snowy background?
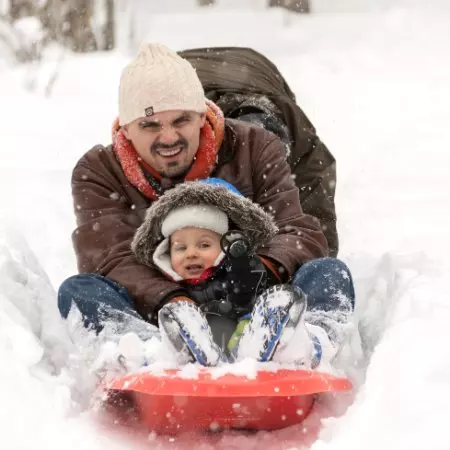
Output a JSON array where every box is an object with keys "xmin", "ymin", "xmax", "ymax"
[{"xmin": 1, "ymin": 0, "xmax": 450, "ymax": 449}]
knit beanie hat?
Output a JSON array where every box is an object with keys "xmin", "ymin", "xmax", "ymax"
[
  {"xmin": 118, "ymin": 43, "xmax": 207, "ymax": 126},
  {"xmin": 161, "ymin": 204, "xmax": 228, "ymax": 239}
]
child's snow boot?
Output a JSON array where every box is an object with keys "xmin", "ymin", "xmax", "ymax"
[
  {"xmin": 158, "ymin": 300, "xmax": 226, "ymax": 366},
  {"xmin": 234, "ymin": 284, "xmax": 336, "ymax": 368}
]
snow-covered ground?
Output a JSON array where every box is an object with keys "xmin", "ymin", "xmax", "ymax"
[{"xmin": 1, "ymin": 3, "xmax": 450, "ymax": 449}]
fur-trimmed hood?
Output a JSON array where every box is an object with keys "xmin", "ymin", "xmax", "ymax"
[{"xmin": 131, "ymin": 181, "xmax": 278, "ymax": 268}]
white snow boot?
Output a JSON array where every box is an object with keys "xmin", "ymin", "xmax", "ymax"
[
  {"xmin": 234, "ymin": 284, "xmax": 336, "ymax": 368},
  {"xmin": 234, "ymin": 284, "xmax": 306, "ymax": 362},
  {"xmin": 158, "ymin": 300, "xmax": 226, "ymax": 366}
]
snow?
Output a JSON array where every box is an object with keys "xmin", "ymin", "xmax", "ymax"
[{"xmin": 1, "ymin": 3, "xmax": 450, "ymax": 450}]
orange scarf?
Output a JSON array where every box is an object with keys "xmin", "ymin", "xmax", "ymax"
[{"xmin": 111, "ymin": 100, "xmax": 225, "ymax": 200}]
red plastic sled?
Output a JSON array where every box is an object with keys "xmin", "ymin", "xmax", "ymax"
[{"xmin": 105, "ymin": 368, "xmax": 352, "ymax": 434}]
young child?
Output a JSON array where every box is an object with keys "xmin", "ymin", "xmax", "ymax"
[{"xmin": 132, "ymin": 178, "xmax": 338, "ymax": 369}]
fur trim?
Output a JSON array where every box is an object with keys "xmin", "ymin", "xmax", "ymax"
[
  {"xmin": 111, "ymin": 99, "xmax": 225, "ymax": 200},
  {"xmin": 132, "ymin": 181, "xmax": 278, "ymax": 268},
  {"xmin": 215, "ymin": 93, "xmax": 291, "ymax": 155}
]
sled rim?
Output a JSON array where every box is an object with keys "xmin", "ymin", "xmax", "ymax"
[{"xmin": 108, "ymin": 368, "xmax": 352, "ymax": 398}]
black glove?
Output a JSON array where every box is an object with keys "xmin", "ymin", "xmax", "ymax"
[{"xmin": 185, "ymin": 232, "xmax": 270, "ymax": 317}]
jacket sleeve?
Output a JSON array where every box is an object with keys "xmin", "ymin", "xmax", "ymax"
[
  {"xmin": 290, "ymin": 135, "xmax": 339, "ymax": 257},
  {"xmin": 251, "ymin": 136, "xmax": 329, "ymax": 279},
  {"xmin": 71, "ymin": 160, "xmax": 188, "ymax": 324}
]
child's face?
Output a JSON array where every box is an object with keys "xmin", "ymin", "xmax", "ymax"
[{"xmin": 170, "ymin": 227, "xmax": 222, "ymax": 279}]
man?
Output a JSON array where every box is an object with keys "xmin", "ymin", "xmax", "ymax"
[
  {"xmin": 58, "ymin": 43, "xmax": 354, "ymax": 368},
  {"xmin": 178, "ymin": 47, "xmax": 339, "ymax": 257}
]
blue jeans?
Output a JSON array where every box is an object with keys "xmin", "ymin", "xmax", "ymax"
[
  {"xmin": 57, "ymin": 273, "xmax": 154, "ymax": 338},
  {"xmin": 58, "ymin": 257, "xmax": 354, "ymax": 336},
  {"xmin": 293, "ymin": 257, "xmax": 354, "ymax": 311},
  {"xmin": 292, "ymin": 257, "xmax": 355, "ymax": 343}
]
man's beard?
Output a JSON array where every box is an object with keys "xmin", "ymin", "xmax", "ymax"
[
  {"xmin": 151, "ymin": 137, "xmax": 192, "ymax": 178},
  {"xmin": 159, "ymin": 160, "xmax": 192, "ymax": 178}
]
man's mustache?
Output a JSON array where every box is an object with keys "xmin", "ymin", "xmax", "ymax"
[{"xmin": 151, "ymin": 138, "xmax": 188, "ymax": 153}]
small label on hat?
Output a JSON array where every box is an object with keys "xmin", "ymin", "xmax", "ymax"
[{"xmin": 144, "ymin": 106, "xmax": 154, "ymax": 116}]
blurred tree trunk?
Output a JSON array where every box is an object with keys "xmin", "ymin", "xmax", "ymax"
[
  {"xmin": 102, "ymin": 0, "xmax": 115, "ymax": 50},
  {"xmin": 67, "ymin": 0, "xmax": 97, "ymax": 52},
  {"xmin": 8, "ymin": 0, "xmax": 35, "ymax": 20},
  {"xmin": 40, "ymin": 0, "xmax": 97, "ymax": 52},
  {"xmin": 197, "ymin": 0, "xmax": 215, "ymax": 6},
  {"xmin": 7, "ymin": 0, "xmax": 38, "ymax": 22},
  {"xmin": 6, "ymin": 0, "xmax": 115, "ymax": 53},
  {"xmin": 268, "ymin": 0, "xmax": 310, "ymax": 13}
]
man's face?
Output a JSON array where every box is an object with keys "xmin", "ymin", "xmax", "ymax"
[{"xmin": 122, "ymin": 110, "xmax": 206, "ymax": 178}]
